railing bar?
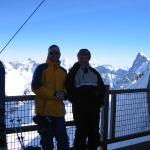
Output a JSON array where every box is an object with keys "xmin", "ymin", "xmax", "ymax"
[
  {"xmin": 5, "ymin": 95, "xmax": 35, "ymax": 102},
  {"xmin": 6, "ymin": 125, "xmax": 37, "ymax": 134},
  {"xmin": 110, "ymin": 88, "xmax": 150, "ymax": 94},
  {"xmin": 107, "ymin": 131, "xmax": 150, "ymax": 144},
  {"xmin": 6, "ymin": 121, "xmax": 75, "ymax": 134}
]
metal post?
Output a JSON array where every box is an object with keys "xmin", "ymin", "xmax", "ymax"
[
  {"xmin": 0, "ymin": 61, "xmax": 6, "ymax": 149},
  {"xmin": 147, "ymin": 75, "xmax": 150, "ymax": 116},
  {"xmin": 101, "ymin": 85, "xmax": 109, "ymax": 150},
  {"xmin": 110, "ymin": 93, "xmax": 117, "ymax": 139}
]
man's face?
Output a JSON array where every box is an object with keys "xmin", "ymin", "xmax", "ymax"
[
  {"xmin": 48, "ymin": 47, "xmax": 61, "ymax": 62},
  {"xmin": 78, "ymin": 55, "xmax": 90, "ymax": 66}
]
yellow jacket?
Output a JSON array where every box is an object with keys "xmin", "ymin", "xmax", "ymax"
[{"xmin": 31, "ymin": 59, "xmax": 67, "ymax": 117}]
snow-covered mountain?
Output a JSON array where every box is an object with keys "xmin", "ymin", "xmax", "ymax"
[
  {"xmin": 96, "ymin": 64, "xmax": 128, "ymax": 89},
  {"xmin": 126, "ymin": 53, "xmax": 150, "ymax": 89},
  {"xmin": 1, "ymin": 52, "xmax": 150, "ymax": 96},
  {"xmin": 96, "ymin": 52, "xmax": 150, "ymax": 89},
  {"xmin": 3, "ymin": 58, "xmax": 39, "ymax": 96}
]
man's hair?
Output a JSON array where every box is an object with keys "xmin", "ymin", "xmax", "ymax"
[
  {"xmin": 48, "ymin": 45, "xmax": 60, "ymax": 51},
  {"xmin": 77, "ymin": 49, "xmax": 91, "ymax": 59}
]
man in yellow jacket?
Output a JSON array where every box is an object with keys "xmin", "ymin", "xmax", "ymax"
[{"xmin": 31, "ymin": 45, "xmax": 69, "ymax": 150}]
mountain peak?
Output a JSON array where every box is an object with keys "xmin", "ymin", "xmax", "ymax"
[
  {"xmin": 136, "ymin": 52, "xmax": 149, "ymax": 61},
  {"xmin": 132, "ymin": 52, "xmax": 149, "ymax": 68},
  {"xmin": 137, "ymin": 52, "xmax": 145, "ymax": 56}
]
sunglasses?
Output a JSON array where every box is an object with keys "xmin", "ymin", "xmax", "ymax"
[{"xmin": 49, "ymin": 51, "xmax": 60, "ymax": 56}]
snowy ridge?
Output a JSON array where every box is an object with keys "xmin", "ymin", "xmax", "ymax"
[
  {"xmin": 1, "ymin": 52, "xmax": 150, "ymax": 96},
  {"xmin": 3, "ymin": 59, "xmax": 39, "ymax": 96}
]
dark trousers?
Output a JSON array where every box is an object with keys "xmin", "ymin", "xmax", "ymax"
[
  {"xmin": 72, "ymin": 104, "xmax": 100, "ymax": 150},
  {"xmin": 39, "ymin": 117, "xmax": 69, "ymax": 150}
]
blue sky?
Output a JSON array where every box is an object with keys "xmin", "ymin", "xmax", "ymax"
[{"xmin": 0, "ymin": 0, "xmax": 150, "ymax": 68}]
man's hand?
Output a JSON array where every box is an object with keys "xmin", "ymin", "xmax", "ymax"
[
  {"xmin": 100, "ymin": 107, "xmax": 103, "ymax": 112},
  {"xmin": 55, "ymin": 91, "xmax": 65, "ymax": 101}
]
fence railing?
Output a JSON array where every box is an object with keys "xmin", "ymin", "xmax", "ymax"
[
  {"xmin": 5, "ymin": 95, "xmax": 75, "ymax": 150},
  {"xmin": 3, "ymin": 88, "xmax": 150, "ymax": 150},
  {"xmin": 101, "ymin": 88, "xmax": 150, "ymax": 150}
]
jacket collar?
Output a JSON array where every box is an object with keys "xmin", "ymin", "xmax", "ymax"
[{"xmin": 46, "ymin": 59, "xmax": 60, "ymax": 69}]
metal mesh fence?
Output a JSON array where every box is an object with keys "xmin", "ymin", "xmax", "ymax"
[
  {"xmin": 5, "ymin": 98, "xmax": 75, "ymax": 150},
  {"xmin": 5, "ymin": 89, "xmax": 150, "ymax": 149},
  {"xmin": 6, "ymin": 100, "xmax": 35, "ymax": 128},
  {"xmin": 115, "ymin": 91, "xmax": 150, "ymax": 137}
]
